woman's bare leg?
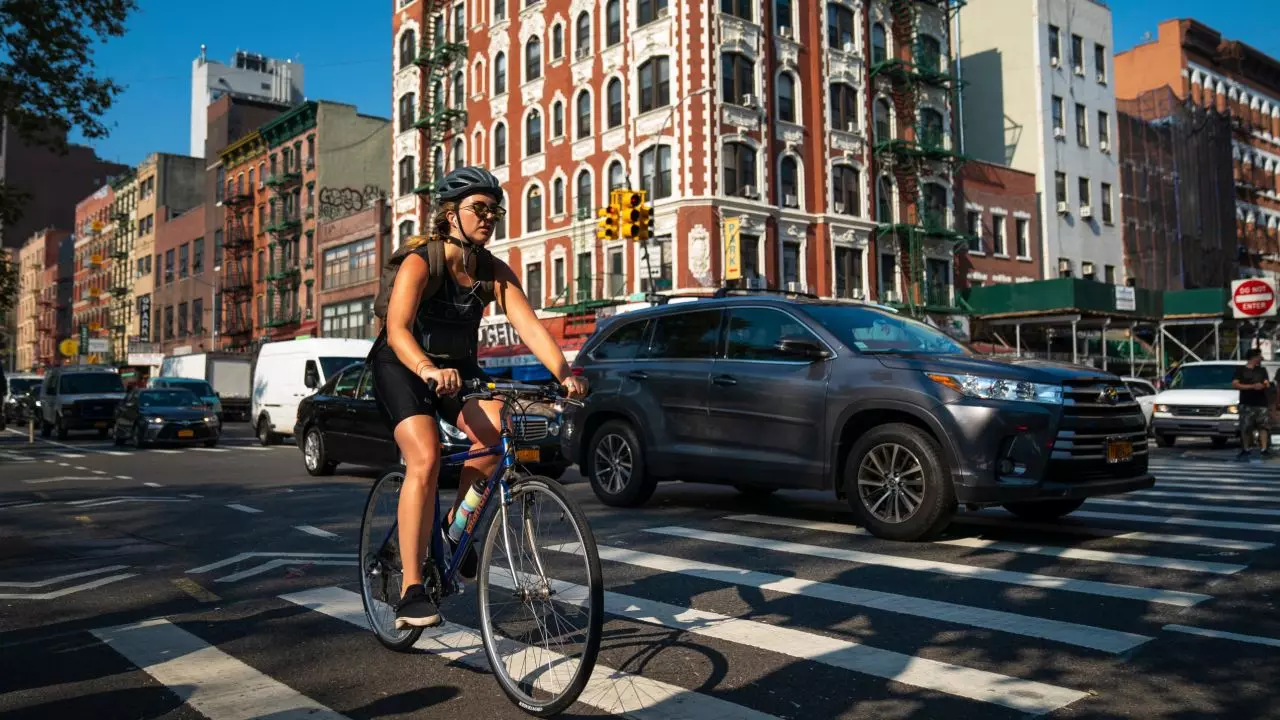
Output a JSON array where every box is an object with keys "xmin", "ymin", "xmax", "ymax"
[
  {"xmin": 449, "ymin": 398, "xmax": 504, "ymax": 522},
  {"xmin": 393, "ymin": 415, "xmax": 442, "ymax": 593}
]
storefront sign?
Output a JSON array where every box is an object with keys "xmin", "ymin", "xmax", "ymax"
[
  {"xmin": 138, "ymin": 295, "xmax": 151, "ymax": 341},
  {"xmin": 479, "ymin": 321, "xmax": 522, "ymax": 349},
  {"xmin": 723, "ymin": 216, "xmax": 742, "ymax": 281},
  {"xmin": 1114, "ymin": 286, "xmax": 1136, "ymax": 312}
]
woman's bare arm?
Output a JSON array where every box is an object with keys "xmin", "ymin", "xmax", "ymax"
[
  {"xmin": 493, "ymin": 259, "xmax": 571, "ymax": 382},
  {"xmin": 386, "ymin": 253, "xmax": 435, "ymax": 374}
]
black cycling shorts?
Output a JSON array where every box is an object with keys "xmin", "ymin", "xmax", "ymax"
[{"xmin": 369, "ymin": 342, "xmax": 490, "ymax": 430}]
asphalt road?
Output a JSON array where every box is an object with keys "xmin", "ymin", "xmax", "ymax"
[{"xmin": 2, "ymin": 422, "xmax": 1279, "ymax": 719}]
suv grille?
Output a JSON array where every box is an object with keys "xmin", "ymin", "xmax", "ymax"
[
  {"xmin": 1169, "ymin": 405, "xmax": 1224, "ymax": 417},
  {"xmin": 512, "ymin": 415, "xmax": 549, "ymax": 442},
  {"xmin": 72, "ymin": 399, "xmax": 117, "ymax": 420},
  {"xmin": 1052, "ymin": 380, "xmax": 1148, "ymax": 474}
]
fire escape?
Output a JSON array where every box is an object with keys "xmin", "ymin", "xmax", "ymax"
[
  {"xmin": 870, "ymin": 0, "xmax": 969, "ymax": 316},
  {"xmin": 221, "ymin": 189, "xmax": 256, "ymax": 351},
  {"xmin": 36, "ymin": 287, "xmax": 54, "ymax": 367},
  {"xmin": 108, "ymin": 204, "xmax": 134, "ymax": 362},
  {"xmin": 264, "ymin": 180, "xmax": 303, "ymax": 333},
  {"xmin": 412, "ymin": 5, "xmax": 469, "ymax": 206}
]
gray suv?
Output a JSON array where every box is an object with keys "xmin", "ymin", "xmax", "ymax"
[{"xmin": 560, "ymin": 293, "xmax": 1154, "ymax": 541}]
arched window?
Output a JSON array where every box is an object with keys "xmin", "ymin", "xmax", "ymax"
[
  {"xmin": 575, "ymin": 12, "xmax": 591, "ymax": 57},
  {"xmin": 920, "ymin": 108, "xmax": 946, "ymax": 149},
  {"xmin": 397, "ymin": 154, "xmax": 414, "ymax": 195},
  {"xmin": 527, "ymin": 186, "xmax": 543, "ymax": 232},
  {"xmin": 918, "ymin": 35, "xmax": 943, "ymax": 73},
  {"xmin": 830, "ymin": 83, "xmax": 857, "ymax": 130},
  {"xmin": 576, "ymin": 170, "xmax": 592, "ymax": 216},
  {"xmin": 607, "ymin": 78, "xmax": 623, "ymax": 128},
  {"xmin": 552, "ymin": 100, "xmax": 565, "ymax": 137},
  {"xmin": 526, "ymin": 110, "xmax": 543, "ymax": 156},
  {"xmin": 722, "ymin": 142, "xmax": 756, "ymax": 196},
  {"xmin": 399, "ymin": 30, "xmax": 417, "ymax": 69},
  {"xmin": 552, "ymin": 24, "xmax": 564, "ymax": 59},
  {"xmin": 874, "ymin": 99, "xmax": 892, "ymax": 142},
  {"xmin": 453, "ymin": 138, "xmax": 464, "ymax": 169},
  {"xmin": 398, "ymin": 220, "xmax": 415, "ymax": 244},
  {"xmin": 871, "ymin": 23, "xmax": 887, "ymax": 65},
  {"xmin": 398, "ymin": 92, "xmax": 416, "ymax": 133},
  {"xmin": 605, "ymin": 0, "xmax": 621, "ymax": 46},
  {"xmin": 827, "ymin": 3, "xmax": 856, "ymax": 49},
  {"xmin": 494, "ymin": 122, "xmax": 508, "ymax": 166},
  {"xmin": 473, "ymin": 129, "xmax": 484, "ymax": 164},
  {"xmin": 553, "ymin": 177, "xmax": 565, "ymax": 216},
  {"xmin": 721, "ymin": 52, "xmax": 755, "ymax": 105},
  {"xmin": 576, "ymin": 91, "xmax": 592, "ymax": 139},
  {"xmin": 494, "ymin": 52, "xmax": 507, "ymax": 94},
  {"xmin": 640, "ymin": 145, "xmax": 672, "ymax": 199},
  {"xmin": 777, "ymin": 72, "xmax": 796, "ymax": 123},
  {"xmin": 780, "ymin": 156, "xmax": 799, "ymax": 207},
  {"xmin": 833, "ymin": 164, "xmax": 860, "ymax": 216},
  {"xmin": 525, "ymin": 36, "xmax": 542, "ymax": 82},
  {"xmin": 432, "ymin": 79, "xmax": 444, "ymax": 113},
  {"xmin": 493, "ymin": 0, "xmax": 506, "ymax": 21},
  {"xmin": 877, "ymin": 176, "xmax": 894, "ymax": 221},
  {"xmin": 608, "ymin": 160, "xmax": 625, "ymax": 190},
  {"xmin": 922, "ymin": 182, "xmax": 948, "ymax": 227},
  {"xmin": 638, "ymin": 57, "xmax": 670, "ymax": 113},
  {"xmin": 432, "ymin": 146, "xmax": 445, "ymax": 179},
  {"xmin": 452, "ymin": 71, "xmax": 465, "ymax": 109}
]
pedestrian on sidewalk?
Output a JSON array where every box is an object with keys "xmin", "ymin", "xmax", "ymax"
[{"xmin": 1232, "ymin": 348, "xmax": 1272, "ymax": 460}]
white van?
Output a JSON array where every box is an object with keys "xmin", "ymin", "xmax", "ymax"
[{"xmin": 252, "ymin": 338, "xmax": 372, "ymax": 445}]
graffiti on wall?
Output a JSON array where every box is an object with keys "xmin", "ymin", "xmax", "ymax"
[{"xmin": 318, "ymin": 185, "xmax": 386, "ymax": 221}]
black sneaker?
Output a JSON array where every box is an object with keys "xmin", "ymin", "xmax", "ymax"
[{"xmin": 394, "ymin": 584, "xmax": 442, "ymax": 629}]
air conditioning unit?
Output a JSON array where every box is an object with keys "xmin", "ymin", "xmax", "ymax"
[
  {"xmin": 834, "ymin": 201, "xmax": 846, "ymax": 213},
  {"xmin": 785, "ymin": 281, "xmax": 805, "ymax": 293},
  {"xmin": 843, "ymin": 41, "xmax": 855, "ymax": 53},
  {"xmin": 779, "ymin": 26, "xmax": 793, "ymax": 39},
  {"xmin": 1056, "ymin": 201, "xmax": 1069, "ymax": 214},
  {"xmin": 1100, "ymin": 139, "xmax": 1110, "ymax": 152},
  {"xmin": 1080, "ymin": 205, "xmax": 1093, "ymax": 218},
  {"xmin": 1073, "ymin": 65, "xmax": 1085, "ymax": 76},
  {"xmin": 1082, "ymin": 261, "xmax": 1095, "ymax": 275},
  {"xmin": 575, "ymin": 46, "xmax": 589, "ymax": 60},
  {"xmin": 746, "ymin": 276, "xmax": 768, "ymax": 289},
  {"xmin": 657, "ymin": 6, "xmax": 669, "ymax": 17},
  {"xmin": 1097, "ymin": 73, "xmax": 1107, "ymax": 84},
  {"xmin": 1058, "ymin": 258, "xmax": 1072, "ymax": 273},
  {"xmin": 741, "ymin": 185, "xmax": 758, "ymax": 198},
  {"xmin": 1050, "ymin": 56, "xmax": 1060, "ymax": 68},
  {"xmin": 740, "ymin": 94, "xmax": 757, "ymax": 108},
  {"xmin": 845, "ymin": 121, "xmax": 858, "ymax": 133},
  {"xmin": 1053, "ymin": 127, "xmax": 1066, "ymax": 139},
  {"xmin": 784, "ymin": 193, "xmax": 798, "ymax": 207}
]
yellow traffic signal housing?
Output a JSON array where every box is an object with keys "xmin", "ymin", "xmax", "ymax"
[
  {"xmin": 596, "ymin": 205, "xmax": 619, "ymax": 240},
  {"xmin": 617, "ymin": 189, "xmax": 646, "ymax": 240}
]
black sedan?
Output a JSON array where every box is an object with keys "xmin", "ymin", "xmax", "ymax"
[
  {"xmin": 294, "ymin": 360, "xmax": 570, "ymax": 481},
  {"xmin": 113, "ymin": 388, "xmax": 221, "ymax": 448}
]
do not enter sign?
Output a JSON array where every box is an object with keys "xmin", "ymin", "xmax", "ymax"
[{"xmin": 1232, "ymin": 278, "xmax": 1277, "ymax": 318}]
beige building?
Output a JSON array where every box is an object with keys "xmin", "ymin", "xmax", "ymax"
[
  {"xmin": 131, "ymin": 153, "xmax": 203, "ymax": 347},
  {"xmin": 15, "ymin": 237, "xmax": 43, "ymax": 370},
  {"xmin": 108, "ymin": 172, "xmax": 139, "ymax": 362}
]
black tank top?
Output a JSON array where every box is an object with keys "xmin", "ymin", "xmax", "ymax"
[{"xmin": 373, "ymin": 244, "xmax": 497, "ymax": 362}]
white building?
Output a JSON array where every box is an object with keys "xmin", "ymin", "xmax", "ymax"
[
  {"xmin": 190, "ymin": 47, "xmax": 305, "ymax": 158},
  {"xmin": 957, "ymin": 0, "xmax": 1124, "ymax": 283}
]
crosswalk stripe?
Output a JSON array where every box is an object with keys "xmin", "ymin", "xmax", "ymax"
[
  {"xmin": 187, "ymin": 552, "xmax": 353, "ymax": 574},
  {"xmin": 487, "ymin": 571, "xmax": 1089, "ymax": 714},
  {"xmin": 213, "ymin": 558, "xmax": 356, "ymax": 583},
  {"xmin": 1153, "ymin": 473, "xmax": 1280, "ymax": 485},
  {"xmin": 1163, "ymin": 624, "xmax": 1280, "ymax": 649},
  {"xmin": 724, "ymin": 514, "xmax": 1246, "ymax": 575},
  {"xmin": 644, "ymin": 526, "xmax": 1210, "ymax": 607},
  {"xmin": 960, "ymin": 514, "xmax": 1274, "ymax": 551},
  {"xmin": 560, "ymin": 542, "xmax": 1150, "ymax": 653},
  {"xmin": 0, "ymin": 572, "xmax": 137, "ymax": 600},
  {"xmin": 193, "ymin": 447, "xmax": 229, "ymax": 453},
  {"xmin": 1070, "ymin": 510, "xmax": 1280, "ymax": 533},
  {"xmin": 1091, "ymin": 497, "xmax": 1280, "ymax": 517},
  {"xmin": 1137, "ymin": 489, "xmax": 1280, "ymax": 503},
  {"xmin": 284, "ymin": 586, "xmax": 785, "ymax": 720},
  {"xmin": 91, "ymin": 618, "xmax": 350, "ymax": 720},
  {"xmin": 150, "ymin": 449, "xmax": 182, "ymax": 455},
  {"xmin": 1153, "ymin": 480, "xmax": 1280, "ymax": 493},
  {"xmin": 55, "ymin": 453, "xmax": 85, "ymax": 458},
  {"xmin": 0, "ymin": 564, "xmax": 129, "ymax": 588}
]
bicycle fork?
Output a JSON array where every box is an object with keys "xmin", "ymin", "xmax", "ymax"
[{"xmin": 498, "ymin": 479, "xmax": 555, "ymax": 602}]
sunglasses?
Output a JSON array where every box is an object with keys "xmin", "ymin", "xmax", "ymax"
[{"xmin": 463, "ymin": 202, "xmax": 507, "ymax": 220}]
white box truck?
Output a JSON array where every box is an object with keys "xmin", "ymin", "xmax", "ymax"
[{"xmin": 160, "ymin": 352, "xmax": 253, "ymax": 422}]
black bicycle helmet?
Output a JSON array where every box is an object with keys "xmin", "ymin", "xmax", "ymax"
[{"xmin": 435, "ymin": 166, "xmax": 503, "ymax": 203}]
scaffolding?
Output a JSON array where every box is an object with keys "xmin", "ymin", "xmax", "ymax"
[
  {"xmin": 870, "ymin": 0, "xmax": 970, "ymax": 318},
  {"xmin": 1116, "ymin": 85, "xmax": 1237, "ymax": 291},
  {"xmin": 412, "ymin": 2, "xmax": 469, "ymax": 202}
]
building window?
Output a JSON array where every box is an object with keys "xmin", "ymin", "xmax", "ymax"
[
  {"xmin": 399, "ymin": 30, "xmax": 417, "ymax": 69},
  {"xmin": 871, "ymin": 23, "xmax": 887, "ymax": 65},
  {"xmin": 608, "ymin": 161, "xmax": 625, "ymax": 190},
  {"xmin": 777, "ymin": 72, "xmax": 796, "ymax": 123},
  {"xmin": 1055, "ymin": 172, "xmax": 1067, "ymax": 203},
  {"xmin": 258, "ymin": 162, "xmax": 265, "ymax": 186},
  {"xmin": 722, "ymin": 142, "xmax": 757, "ymax": 197},
  {"xmin": 399, "ymin": 156, "xmax": 416, "ymax": 196},
  {"xmin": 640, "ymin": 145, "xmax": 672, "ymax": 200},
  {"xmin": 575, "ymin": 12, "xmax": 591, "ymax": 58},
  {"xmin": 606, "ymin": 247, "xmax": 625, "ymax": 295},
  {"xmin": 835, "ymin": 247, "xmax": 862, "ymax": 299},
  {"xmin": 1095, "ymin": 43, "xmax": 1107, "ymax": 83},
  {"xmin": 917, "ymin": 35, "xmax": 942, "ymax": 73},
  {"xmin": 179, "ymin": 243, "xmax": 189, "ymax": 279},
  {"xmin": 177, "ymin": 301, "xmax": 189, "ymax": 336},
  {"xmin": 1078, "ymin": 177, "xmax": 1091, "ymax": 209},
  {"xmin": 399, "ymin": 93, "xmax": 415, "ymax": 133},
  {"xmin": 494, "ymin": 0, "xmax": 506, "ymax": 21},
  {"xmin": 780, "ymin": 156, "xmax": 799, "ymax": 208},
  {"xmin": 452, "ymin": 71, "xmax": 464, "ymax": 109},
  {"xmin": 452, "ymin": 138, "xmax": 464, "ymax": 169},
  {"xmin": 1104, "ymin": 265, "xmax": 1116, "ymax": 284},
  {"xmin": 605, "ymin": 0, "xmax": 621, "ymax": 46},
  {"xmin": 877, "ymin": 176, "xmax": 893, "ymax": 221},
  {"xmin": 576, "ymin": 170, "xmax": 593, "ymax": 217},
  {"xmin": 552, "ymin": 23, "xmax": 564, "ymax": 59},
  {"xmin": 638, "ymin": 0, "xmax": 667, "ymax": 26},
  {"xmin": 494, "ymin": 122, "xmax": 508, "ymax": 166},
  {"xmin": 919, "ymin": 107, "xmax": 945, "ymax": 148},
  {"xmin": 247, "ymin": 168, "xmax": 254, "ymax": 189},
  {"xmin": 827, "ymin": 2, "xmax": 856, "ymax": 50},
  {"xmin": 991, "ymin": 214, "xmax": 1006, "ymax": 255},
  {"xmin": 922, "ymin": 183, "xmax": 947, "ymax": 227},
  {"xmin": 782, "ymin": 240, "xmax": 801, "ymax": 284},
  {"xmin": 1015, "ymin": 217, "xmax": 1029, "ymax": 258},
  {"xmin": 547, "ymin": 100, "xmax": 561, "ymax": 138},
  {"xmin": 525, "ymin": 36, "xmax": 542, "ymax": 82},
  {"xmin": 607, "ymin": 78, "xmax": 623, "ymax": 127},
  {"xmin": 494, "ymin": 52, "xmax": 507, "ymax": 94},
  {"xmin": 165, "ymin": 305, "xmax": 174, "ymax": 339},
  {"xmin": 526, "ymin": 110, "xmax": 542, "ymax": 155},
  {"xmin": 1048, "ymin": 25, "xmax": 1060, "ymax": 65},
  {"xmin": 576, "ymin": 91, "xmax": 592, "ymax": 138},
  {"xmin": 1071, "ymin": 34, "xmax": 1083, "ymax": 73},
  {"xmin": 638, "ymin": 56, "xmax": 670, "ymax": 113},
  {"xmin": 323, "ymin": 237, "xmax": 377, "ymax": 290},
  {"xmin": 433, "ymin": 146, "xmax": 445, "ymax": 179},
  {"xmin": 552, "ymin": 256, "xmax": 566, "ymax": 299},
  {"xmin": 740, "ymin": 233, "xmax": 761, "ymax": 280},
  {"xmin": 874, "ymin": 99, "xmax": 892, "ymax": 142},
  {"xmin": 165, "ymin": 249, "xmax": 175, "ymax": 284},
  {"xmin": 526, "ymin": 262, "xmax": 543, "ymax": 309},
  {"xmin": 1101, "ymin": 183, "xmax": 1113, "ymax": 223},
  {"xmin": 1075, "ymin": 103, "xmax": 1088, "ymax": 146},
  {"xmin": 527, "ymin": 186, "xmax": 543, "ymax": 232},
  {"xmin": 721, "ymin": 52, "xmax": 754, "ymax": 105},
  {"xmin": 453, "ymin": 4, "xmax": 464, "ymax": 39},
  {"xmin": 967, "ymin": 210, "xmax": 982, "ymax": 253},
  {"xmin": 553, "ymin": 177, "xmax": 565, "ymax": 216},
  {"xmin": 322, "ymin": 298, "xmax": 375, "ymax": 340},
  {"xmin": 575, "ymin": 251, "xmax": 592, "ymax": 301},
  {"xmin": 433, "ymin": 14, "xmax": 445, "ymax": 43},
  {"xmin": 213, "ymin": 229, "xmax": 222, "ymax": 267},
  {"xmin": 833, "ymin": 164, "xmax": 860, "ymax": 216},
  {"xmin": 1052, "ymin": 96, "xmax": 1064, "ymax": 134},
  {"xmin": 775, "ymin": 0, "xmax": 793, "ymax": 33},
  {"xmin": 399, "ymin": 220, "xmax": 415, "ymax": 245},
  {"xmin": 1098, "ymin": 111, "xmax": 1110, "ymax": 147}
]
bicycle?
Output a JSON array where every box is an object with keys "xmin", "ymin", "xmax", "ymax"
[{"xmin": 358, "ymin": 377, "xmax": 604, "ymax": 717}]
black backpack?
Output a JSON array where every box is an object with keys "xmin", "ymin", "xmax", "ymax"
[{"xmin": 373, "ymin": 238, "xmax": 448, "ymax": 323}]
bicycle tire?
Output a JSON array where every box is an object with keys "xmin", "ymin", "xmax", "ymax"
[
  {"xmin": 359, "ymin": 469, "xmax": 423, "ymax": 651},
  {"xmin": 476, "ymin": 475, "xmax": 604, "ymax": 717}
]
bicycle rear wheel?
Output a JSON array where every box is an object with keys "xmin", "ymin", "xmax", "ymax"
[
  {"xmin": 359, "ymin": 469, "xmax": 422, "ymax": 651},
  {"xmin": 476, "ymin": 475, "xmax": 603, "ymax": 717}
]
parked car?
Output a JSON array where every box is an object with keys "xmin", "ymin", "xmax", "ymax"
[
  {"xmin": 293, "ymin": 360, "xmax": 569, "ymax": 481},
  {"xmin": 561, "ymin": 291, "xmax": 1153, "ymax": 541},
  {"xmin": 1122, "ymin": 376, "xmax": 1157, "ymax": 427},
  {"xmin": 113, "ymin": 387, "xmax": 222, "ymax": 448},
  {"xmin": 252, "ymin": 337, "xmax": 374, "ymax": 446},
  {"xmin": 1148, "ymin": 360, "xmax": 1280, "ymax": 448},
  {"xmin": 150, "ymin": 377, "xmax": 222, "ymax": 429},
  {"xmin": 37, "ymin": 365, "xmax": 127, "ymax": 439},
  {"xmin": 2, "ymin": 373, "xmax": 42, "ymax": 428}
]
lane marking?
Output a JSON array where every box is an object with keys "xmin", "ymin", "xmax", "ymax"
[
  {"xmin": 65, "ymin": 496, "xmax": 190, "ymax": 508},
  {"xmin": 22, "ymin": 476, "xmax": 109, "ymax": 485},
  {"xmin": 92, "ymin": 470, "xmax": 108, "ymax": 475},
  {"xmin": 73, "ymin": 465, "xmax": 88, "ymax": 470},
  {"xmin": 225, "ymin": 504, "xmax": 262, "ymax": 514},
  {"xmin": 57, "ymin": 462, "xmax": 69, "ymax": 467},
  {"xmin": 1070, "ymin": 510, "xmax": 1280, "ymax": 533},
  {"xmin": 1163, "ymin": 624, "xmax": 1280, "ymax": 649},
  {"xmin": 90, "ymin": 619, "xmax": 350, "ymax": 720},
  {"xmin": 0, "ymin": 565, "xmax": 130, "ymax": 588},
  {"xmin": 193, "ymin": 447, "xmax": 228, "ymax": 453},
  {"xmin": 171, "ymin": 577, "xmax": 221, "ymax": 603},
  {"xmin": 960, "ymin": 513, "xmax": 1273, "ymax": 551},
  {"xmin": 1091, "ymin": 498, "xmax": 1280, "ymax": 518},
  {"xmin": 645, "ymin": 526, "xmax": 1211, "ymax": 607},
  {"xmin": 726, "ymin": 514, "xmax": 1246, "ymax": 575},
  {"xmin": 102, "ymin": 450, "xmax": 130, "ymax": 457},
  {"xmin": 1153, "ymin": 480, "xmax": 1280, "ymax": 493},
  {"xmin": 56, "ymin": 453, "xmax": 85, "ymax": 459},
  {"xmin": 144, "ymin": 482, "xmax": 163, "ymax": 488},
  {"xmin": 187, "ymin": 552, "xmax": 354, "ymax": 574},
  {"xmin": 0, "ymin": 573, "xmax": 137, "ymax": 600},
  {"xmin": 150, "ymin": 449, "xmax": 182, "ymax": 455},
  {"xmin": 116, "ymin": 475, "xmax": 133, "ymax": 480},
  {"xmin": 559, "ymin": 542, "xmax": 1149, "ymax": 654},
  {"xmin": 44, "ymin": 459, "xmax": 56, "ymax": 464},
  {"xmin": 294, "ymin": 525, "xmax": 338, "ymax": 539},
  {"xmin": 182, "ymin": 493, "xmax": 203, "ymax": 499},
  {"xmin": 494, "ymin": 571, "xmax": 1089, "ymax": 715},
  {"xmin": 285, "ymin": 586, "xmax": 788, "ymax": 720},
  {"xmin": 214, "ymin": 558, "xmax": 357, "ymax": 583}
]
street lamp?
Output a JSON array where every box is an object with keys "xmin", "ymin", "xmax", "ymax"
[{"xmin": 211, "ymin": 264, "xmax": 221, "ymax": 351}]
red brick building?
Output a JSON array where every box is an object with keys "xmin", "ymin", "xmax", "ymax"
[
  {"xmin": 1115, "ymin": 18, "xmax": 1280, "ymax": 275},
  {"xmin": 217, "ymin": 131, "xmax": 270, "ymax": 351},
  {"xmin": 391, "ymin": 0, "xmax": 965, "ymax": 347},
  {"xmin": 954, "ymin": 160, "xmax": 1041, "ymax": 290},
  {"xmin": 72, "ymin": 186, "xmax": 116, "ymax": 357},
  {"xmin": 314, "ymin": 200, "xmax": 390, "ymax": 339},
  {"xmin": 152, "ymin": 205, "xmax": 210, "ymax": 354}
]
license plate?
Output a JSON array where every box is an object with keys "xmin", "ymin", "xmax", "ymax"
[
  {"xmin": 516, "ymin": 447, "xmax": 540, "ymax": 463},
  {"xmin": 94, "ymin": 421, "xmax": 107, "ymax": 428},
  {"xmin": 178, "ymin": 429, "xmax": 194, "ymax": 438},
  {"xmin": 1105, "ymin": 440, "xmax": 1133, "ymax": 463}
]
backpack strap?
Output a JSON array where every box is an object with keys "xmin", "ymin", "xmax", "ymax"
[{"xmin": 422, "ymin": 237, "xmax": 447, "ymax": 302}]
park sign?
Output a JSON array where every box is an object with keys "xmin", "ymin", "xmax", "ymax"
[{"xmin": 1231, "ymin": 278, "xmax": 1277, "ymax": 319}]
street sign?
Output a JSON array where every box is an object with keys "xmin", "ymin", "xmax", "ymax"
[
  {"xmin": 59, "ymin": 339, "xmax": 79, "ymax": 358},
  {"xmin": 87, "ymin": 338, "xmax": 110, "ymax": 354},
  {"xmin": 78, "ymin": 325, "xmax": 88, "ymax": 350},
  {"xmin": 723, "ymin": 217, "xmax": 742, "ymax": 281},
  {"xmin": 1231, "ymin": 278, "xmax": 1277, "ymax": 319}
]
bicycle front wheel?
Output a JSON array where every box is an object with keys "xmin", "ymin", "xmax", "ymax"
[{"xmin": 476, "ymin": 475, "xmax": 603, "ymax": 717}]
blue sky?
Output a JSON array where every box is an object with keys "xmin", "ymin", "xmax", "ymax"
[{"xmin": 76, "ymin": 0, "xmax": 1280, "ymax": 167}]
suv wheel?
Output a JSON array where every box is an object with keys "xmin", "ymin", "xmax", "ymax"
[
  {"xmin": 586, "ymin": 420, "xmax": 655, "ymax": 507},
  {"xmin": 845, "ymin": 423, "xmax": 956, "ymax": 541},
  {"xmin": 1002, "ymin": 498, "xmax": 1086, "ymax": 521}
]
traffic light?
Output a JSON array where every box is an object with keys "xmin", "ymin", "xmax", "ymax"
[
  {"xmin": 635, "ymin": 196, "xmax": 653, "ymax": 242},
  {"xmin": 596, "ymin": 204, "xmax": 619, "ymax": 241},
  {"xmin": 617, "ymin": 189, "xmax": 646, "ymax": 240}
]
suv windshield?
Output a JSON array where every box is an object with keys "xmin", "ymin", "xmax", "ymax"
[
  {"xmin": 58, "ymin": 373, "xmax": 125, "ymax": 395},
  {"xmin": 166, "ymin": 379, "xmax": 214, "ymax": 396},
  {"xmin": 140, "ymin": 389, "xmax": 202, "ymax": 408},
  {"xmin": 803, "ymin": 305, "xmax": 971, "ymax": 356},
  {"xmin": 1169, "ymin": 365, "xmax": 1240, "ymax": 390},
  {"xmin": 8, "ymin": 378, "xmax": 39, "ymax": 396}
]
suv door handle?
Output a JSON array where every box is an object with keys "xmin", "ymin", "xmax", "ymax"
[
  {"xmin": 712, "ymin": 375, "xmax": 737, "ymax": 386},
  {"xmin": 626, "ymin": 371, "xmax": 648, "ymax": 381}
]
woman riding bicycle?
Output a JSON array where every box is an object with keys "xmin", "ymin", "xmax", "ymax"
[{"xmin": 369, "ymin": 166, "xmax": 588, "ymax": 629}]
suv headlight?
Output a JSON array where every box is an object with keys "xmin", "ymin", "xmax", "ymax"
[
  {"xmin": 1226, "ymin": 405, "xmax": 1239, "ymax": 415},
  {"xmin": 204, "ymin": 414, "xmax": 219, "ymax": 423},
  {"xmin": 927, "ymin": 373, "xmax": 1063, "ymax": 405}
]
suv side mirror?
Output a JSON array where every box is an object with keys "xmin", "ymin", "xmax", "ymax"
[
  {"xmin": 776, "ymin": 336, "xmax": 831, "ymax": 360},
  {"xmin": 304, "ymin": 366, "xmax": 320, "ymax": 389}
]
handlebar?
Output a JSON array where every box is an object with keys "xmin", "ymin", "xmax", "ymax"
[{"xmin": 423, "ymin": 376, "xmax": 585, "ymax": 406}]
